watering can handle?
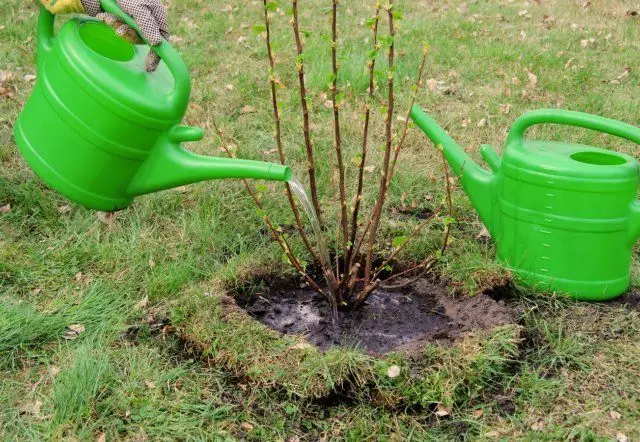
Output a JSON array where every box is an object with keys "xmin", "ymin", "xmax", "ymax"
[
  {"xmin": 98, "ymin": 0, "xmax": 191, "ymax": 111},
  {"xmin": 37, "ymin": 3, "xmax": 190, "ymax": 113},
  {"xmin": 506, "ymin": 109, "xmax": 640, "ymax": 148}
]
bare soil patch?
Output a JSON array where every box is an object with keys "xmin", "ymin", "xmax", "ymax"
[{"xmin": 234, "ymin": 278, "xmax": 517, "ymax": 354}]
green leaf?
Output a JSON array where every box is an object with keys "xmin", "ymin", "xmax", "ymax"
[
  {"xmin": 365, "ymin": 17, "xmax": 377, "ymax": 29},
  {"xmin": 255, "ymin": 209, "xmax": 266, "ymax": 218},
  {"xmin": 256, "ymin": 184, "xmax": 269, "ymax": 193},
  {"xmin": 392, "ymin": 9, "xmax": 404, "ymax": 20},
  {"xmin": 265, "ymin": 0, "xmax": 280, "ymax": 12},
  {"xmin": 392, "ymin": 236, "xmax": 408, "ymax": 248},
  {"xmin": 252, "ymin": 24, "xmax": 267, "ymax": 34}
]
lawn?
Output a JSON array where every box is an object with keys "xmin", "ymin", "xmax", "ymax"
[{"xmin": 1, "ymin": 0, "xmax": 640, "ymax": 439}]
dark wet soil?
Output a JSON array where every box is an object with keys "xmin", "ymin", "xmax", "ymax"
[{"xmin": 235, "ymin": 278, "xmax": 516, "ymax": 354}]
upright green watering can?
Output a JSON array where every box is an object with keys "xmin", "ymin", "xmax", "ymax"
[
  {"xmin": 411, "ymin": 105, "xmax": 640, "ymax": 301},
  {"xmin": 14, "ymin": 0, "xmax": 291, "ymax": 211}
]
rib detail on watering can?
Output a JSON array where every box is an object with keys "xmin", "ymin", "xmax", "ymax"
[
  {"xmin": 411, "ymin": 105, "xmax": 640, "ymax": 301},
  {"xmin": 14, "ymin": 3, "xmax": 291, "ymax": 212}
]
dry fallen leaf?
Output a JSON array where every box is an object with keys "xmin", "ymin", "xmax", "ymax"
[
  {"xmin": 135, "ymin": 296, "xmax": 149, "ymax": 310},
  {"xmin": 262, "ymin": 148, "xmax": 278, "ymax": 155},
  {"xmin": 23, "ymin": 74, "xmax": 36, "ymax": 82},
  {"xmin": 148, "ymin": 258, "xmax": 155, "ymax": 268},
  {"xmin": 225, "ymin": 84, "xmax": 234, "ymax": 91},
  {"xmin": 50, "ymin": 366, "xmax": 61, "ymax": 377},
  {"xmin": 64, "ymin": 324, "xmax": 85, "ymax": 340},
  {"xmin": 472, "ymin": 409, "xmax": 484, "ymax": 418},
  {"xmin": 95, "ymin": 433, "xmax": 106, "ymax": 442},
  {"xmin": 426, "ymin": 78, "xmax": 438, "ymax": 92},
  {"xmin": 387, "ymin": 365, "xmax": 401, "ymax": 379},
  {"xmin": 435, "ymin": 404, "xmax": 451, "ymax": 417},
  {"xmin": 499, "ymin": 103, "xmax": 512, "ymax": 114},
  {"xmin": 526, "ymin": 71, "xmax": 538, "ymax": 89},
  {"xmin": 290, "ymin": 342, "xmax": 313, "ymax": 350},
  {"xmin": 610, "ymin": 410, "xmax": 622, "ymax": 420},
  {"xmin": 0, "ymin": 204, "xmax": 11, "ymax": 214},
  {"xmin": 241, "ymin": 105, "xmax": 256, "ymax": 114},
  {"xmin": 364, "ymin": 165, "xmax": 376, "ymax": 173},
  {"xmin": 57, "ymin": 205, "xmax": 72, "ymax": 215},
  {"xmin": 97, "ymin": 211, "xmax": 116, "ymax": 226},
  {"xmin": 241, "ymin": 422, "xmax": 254, "ymax": 431},
  {"xmin": 477, "ymin": 118, "xmax": 487, "ymax": 128},
  {"xmin": 19, "ymin": 400, "xmax": 43, "ymax": 419},
  {"xmin": 75, "ymin": 272, "xmax": 84, "ymax": 283},
  {"xmin": 616, "ymin": 433, "xmax": 628, "ymax": 442},
  {"xmin": 144, "ymin": 380, "xmax": 157, "ymax": 389}
]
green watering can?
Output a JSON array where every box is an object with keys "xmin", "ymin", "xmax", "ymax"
[
  {"xmin": 411, "ymin": 105, "xmax": 640, "ymax": 301},
  {"xmin": 13, "ymin": 1, "xmax": 291, "ymax": 211}
]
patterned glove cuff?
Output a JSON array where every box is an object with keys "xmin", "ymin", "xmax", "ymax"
[{"xmin": 80, "ymin": 0, "xmax": 102, "ymax": 16}]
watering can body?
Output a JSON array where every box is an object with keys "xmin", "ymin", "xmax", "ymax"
[
  {"xmin": 411, "ymin": 106, "xmax": 640, "ymax": 300},
  {"xmin": 14, "ymin": 3, "xmax": 290, "ymax": 211}
]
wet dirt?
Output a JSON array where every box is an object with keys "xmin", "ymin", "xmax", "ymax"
[{"xmin": 234, "ymin": 278, "xmax": 517, "ymax": 354}]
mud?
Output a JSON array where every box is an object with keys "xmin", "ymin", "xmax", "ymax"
[{"xmin": 235, "ymin": 278, "xmax": 517, "ymax": 354}]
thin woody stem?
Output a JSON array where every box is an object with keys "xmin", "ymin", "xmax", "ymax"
[
  {"xmin": 345, "ymin": 3, "xmax": 381, "ymax": 271},
  {"xmin": 263, "ymin": 0, "xmax": 320, "ymax": 264},
  {"xmin": 211, "ymin": 117, "xmax": 326, "ymax": 297},
  {"xmin": 387, "ymin": 45, "xmax": 429, "ymax": 184},
  {"xmin": 291, "ymin": 0, "xmax": 324, "ymax": 228},
  {"xmin": 330, "ymin": 0, "xmax": 350, "ymax": 273},
  {"xmin": 364, "ymin": 0, "xmax": 395, "ymax": 285},
  {"xmin": 371, "ymin": 205, "xmax": 442, "ymax": 281}
]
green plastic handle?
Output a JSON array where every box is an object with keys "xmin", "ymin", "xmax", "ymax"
[
  {"xmin": 506, "ymin": 109, "xmax": 640, "ymax": 149},
  {"xmin": 99, "ymin": 0, "xmax": 191, "ymax": 112}
]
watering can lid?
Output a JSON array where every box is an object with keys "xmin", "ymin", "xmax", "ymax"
[
  {"xmin": 503, "ymin": 140, "xmax": 639, "ymax": 184},
  {"xmin": 53, "ymin": 19, "xmax": 188, "ymax": 125}
]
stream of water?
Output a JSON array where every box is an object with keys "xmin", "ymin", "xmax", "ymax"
[{"xmin": 287, "ymin": 175, "xmax": 338, "ymax": 318}]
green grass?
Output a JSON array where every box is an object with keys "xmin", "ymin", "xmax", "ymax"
[{"xmin": 2, "ymin": 0, "xmax": 640, "ymax": 439}]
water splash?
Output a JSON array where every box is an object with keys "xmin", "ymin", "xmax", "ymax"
[{"xmin": 287, "ymin": 174, "xmax": 337, "ymax": 318}]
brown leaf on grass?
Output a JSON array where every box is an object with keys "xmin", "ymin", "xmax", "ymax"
[
  {"xmin": 435, "ymin": 404, "xmax": 451, "ymax": 417},
  {"xmin": 95, "ymin": 433, "xmax": 106, "ymax": 442},
  {"xmin": 611, "ymin": 67, "xmax": 631, "ymax": 84},
  {"xmin": 19, "ymin": 400, "xmax": 43, "ymax": 419},
  {"xmin": 144, "ymin": 380, "xmax": 157, "ymax": 389},
  {"xmin": 97, "ymin": 211, "xmax": 116, "ymax": 226},
  {"xmin": 148, "ymin": 258, "xmax": 155, "ymax": 269},
  {"xmin": 50, "ymin": 366, "xmax": 61, "ymax": 377},
  {"xmin": 135, "ymin": 296, "xmax": 149, "ymax": 310},
  {"xmin": 63, "ymin": 324, "xmax": 85, "ymax": 340},
  {"xmin": 0, "ymin": 204, "xmax": 11, "ymax": 214},
  {"xmin": 23, "ymin": 74, "xmax": 36, "ymax": 82},
  {"xmin": 262, "ymin": 148, "xmax": 278, "ymax": 155},
  {"xmin": 241, "ymin": 105, "xmax": 256, "ymax": 114},
  {"xmin": 364, "ymin": 165, "xmax": 376, "ymax": 173},
  {"xmin": 74, "ymin": 272, "xmax": 84, "ymax": 283},
  {"xmin": 241, "ymin": 422, "xmax": 254, "ymax": 431},
  {"xmin": 499, "ymin": 103, "xmax": 512, "ymax": 114},
  {"xmin": 472, "ymin": 409, "xmax": 484, "ymax": 418},
  {"xmin": 610, "ymin": 410, "xmax": 622, "ymax": 420},
  {"xmin": 57, "ymin": 205, "xmax": 72, "ymax": 214},
  {"xmin": 526, "ymin": 72, "xmax": 538, "ymax": 89},
  {"xmin": 616, "ymin": 433, "xmax": 628, "ymax": 442},
  {"xmin": 224, "ymin": 84, "xmax": 234, "ymax": 91}
]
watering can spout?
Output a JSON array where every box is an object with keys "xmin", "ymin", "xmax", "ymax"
[
  {"xmin": 410, "ymin": 105, "xmax": 498, "ymax": 235},
  {"xmin": 127, "ymin": 125, "xmax": 292, "ymax": 197}
]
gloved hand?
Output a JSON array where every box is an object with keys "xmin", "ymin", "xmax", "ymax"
[{"xmin": 39, "ymin": 0, "xmax": 169, "ymax": 72}]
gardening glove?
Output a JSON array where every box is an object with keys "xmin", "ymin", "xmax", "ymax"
[{"xmin": 39, "ymin": 0, "xmax": 169, "ymax": 72}]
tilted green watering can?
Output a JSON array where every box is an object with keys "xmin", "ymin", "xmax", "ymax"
[
  {"xmin": 14, "ymin": 0, "xmax": 291, "ymax": 211},
  {"xmin": 411, "ymin": 105, "xmax": 640, "ymax": 301}
]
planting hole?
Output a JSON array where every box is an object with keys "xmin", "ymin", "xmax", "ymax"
[
  {"xmin": 570, "ymin": 151, "xmax": 626, "ymax": 166},
  {"xmin": 79, "ymin": 23, "xmax": 135, "ymax": 62},
  {"xmin": 234, "ymin": 277, "xmax": 517, "ymax": 354}
]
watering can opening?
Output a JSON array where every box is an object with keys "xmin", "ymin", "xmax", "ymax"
[
  {"xmin": 79, "ymin": 22, "xmax": 136, "ymax": 62},
  {"xmin": 570, "ymin": 151, "xmax": 627, "ymax": 166}
]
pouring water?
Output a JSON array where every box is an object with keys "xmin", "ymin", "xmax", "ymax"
[{"xmin": 287, "ymin": 175, "xmax": 338, "ymax": 318}]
